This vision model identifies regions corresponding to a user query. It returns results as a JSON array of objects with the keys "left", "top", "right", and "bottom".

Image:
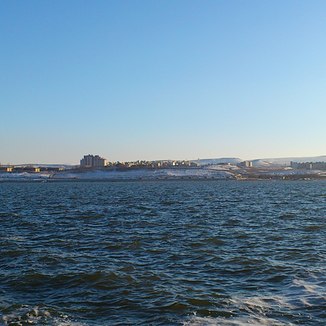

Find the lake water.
[{"left": 0, "top": 180, "right": 325, "bottom": 325}]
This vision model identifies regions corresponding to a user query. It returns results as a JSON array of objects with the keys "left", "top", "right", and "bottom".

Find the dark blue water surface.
[{"left": 0, "top": 180, "right": 325, "bottom": 325}]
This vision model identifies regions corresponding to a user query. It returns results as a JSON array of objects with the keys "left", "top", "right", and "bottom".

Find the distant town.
[{"left": 0, "top": 154, "right": 325, "bottom": 181}]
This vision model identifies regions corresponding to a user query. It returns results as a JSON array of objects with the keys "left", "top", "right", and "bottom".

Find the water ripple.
[{"left": 0, "top": 180, "right": 325, "bottom": 325}]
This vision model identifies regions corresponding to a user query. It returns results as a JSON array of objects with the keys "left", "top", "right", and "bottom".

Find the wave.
[
  {"left": 183, "top": 314, "right": 292, "bottom": 326},
  {"left": 1, "top": 305, "right": 85, "bottom": 326},
  {"left": 183, "top": 276, "right": 325, "bottom": 326}
]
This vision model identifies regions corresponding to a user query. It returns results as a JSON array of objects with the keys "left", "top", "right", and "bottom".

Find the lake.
[{"left": 0, "top": 180, "right": 325, "bottom": 325}]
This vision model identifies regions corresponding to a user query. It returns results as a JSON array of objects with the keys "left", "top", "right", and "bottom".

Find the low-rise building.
[
  {"left": 238, "top": 161, "right": 253, "bottom": 168},
  {"left": 290, "top": 161, "right": 326, "bottom": 170}
]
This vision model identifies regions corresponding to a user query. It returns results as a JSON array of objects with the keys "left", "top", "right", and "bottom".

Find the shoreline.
[
  {"left": 1, "top": 166, "right": 325, "bottom": 183},
  {"left": 0, "top": 176, "right": 325, "bottom": 183}
]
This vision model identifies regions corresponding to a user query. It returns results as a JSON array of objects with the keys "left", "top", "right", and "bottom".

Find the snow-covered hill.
[
  {"left": 0, "top": 168, "right": 235, "bottom": 180},
  {"left": 53, "top": 168, "right": 235, "bottom": 180},
  {"left": 252, "top": 155, "right": 326, "bottom": 167},
  {"left": 192, "top": 158, "right": 242, "bottom": 166}
]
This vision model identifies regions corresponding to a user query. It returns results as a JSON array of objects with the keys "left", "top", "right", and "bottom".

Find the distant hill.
[
  {"left": 5, "top": 155, "right": 325, "bottom": 169},
  {"left": 192, "top": 158, "right": 242, "bottom": 166},
  {"left": 252, "top": 155, "right": 326, "bottom": 167},
  {"left": 13, "top": 164, "right": 76, "bottom": 169},
  {"left": 191, "top": 155, "right": 326, "bottom": 168}
]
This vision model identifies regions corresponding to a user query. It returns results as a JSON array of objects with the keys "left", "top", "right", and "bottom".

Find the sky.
[{"left": 0, "top": 0, "right": 325, "bottom": 164}]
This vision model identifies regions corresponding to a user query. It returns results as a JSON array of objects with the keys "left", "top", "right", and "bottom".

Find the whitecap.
[
  {"left": 183, "top": 314, "right": 292, "bottom": 326},
  {"left": 1, "top": 305, "right": 87, "bottom": 326}
]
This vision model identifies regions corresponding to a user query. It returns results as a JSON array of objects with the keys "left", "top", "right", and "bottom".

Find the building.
[
  {"left": 239, "top": 161, "right": 253, "bottom": 168},
  {"left": 80, "top": 154, "right": 107, "bottom": 168},
  {"left": 290, "top": 161, "right": 326, "bottom": 170}
]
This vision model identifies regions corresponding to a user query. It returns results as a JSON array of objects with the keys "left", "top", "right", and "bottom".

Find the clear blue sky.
[{"left": 1, "top": 0, "right": 325, "bottom": 164}]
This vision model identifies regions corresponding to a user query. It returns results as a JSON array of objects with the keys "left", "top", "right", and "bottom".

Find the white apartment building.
[{"left": 80, "top": 154, "right": 107, "bottom": 168}]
